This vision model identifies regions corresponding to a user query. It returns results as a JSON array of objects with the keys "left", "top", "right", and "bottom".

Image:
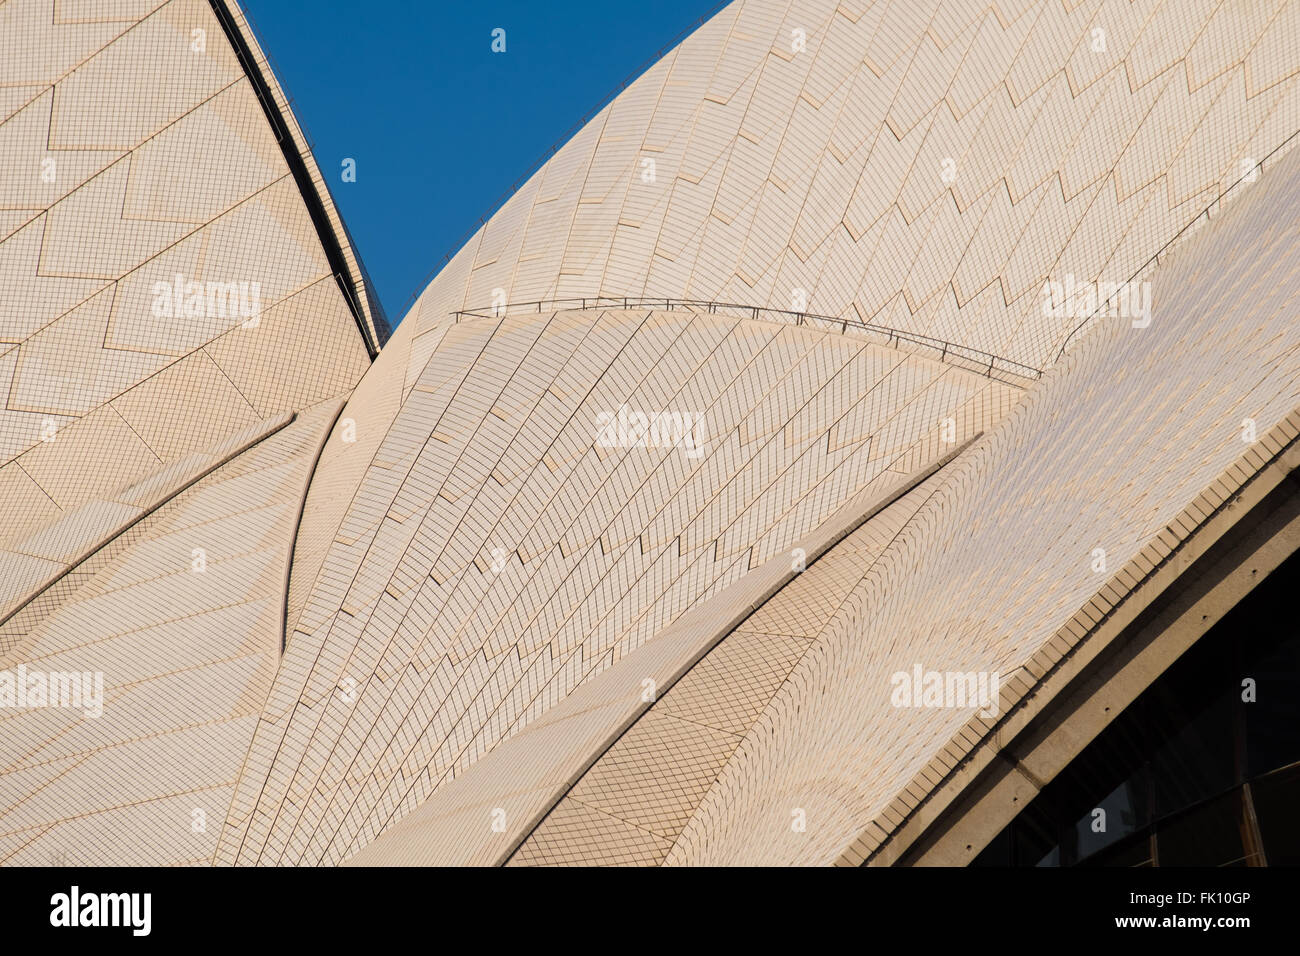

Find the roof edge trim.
[
  {"left": 900, "top": 453, "right": 1300, "bottom": 866},
  {"left": 841, "top": 407, "right": 1300, "bottom": 867},
  {"left": 208, "top": 0, "right": 387, "bottom": 357}
]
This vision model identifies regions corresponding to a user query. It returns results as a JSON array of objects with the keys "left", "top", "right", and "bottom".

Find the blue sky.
[{"left": 241, "top": 0, "right": 722, "bottom": 326}]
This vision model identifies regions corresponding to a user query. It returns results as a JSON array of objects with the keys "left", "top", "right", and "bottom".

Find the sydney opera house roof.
[{"left": 1, "top": 0, "right": 1298, "bottom": 869}]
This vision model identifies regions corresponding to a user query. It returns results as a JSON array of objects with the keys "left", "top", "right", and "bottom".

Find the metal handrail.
[
  {"left": 450, "top": 125, "right": 1299, "bottom": 382},
  {"left": 435, "top": 120, "right": 1298, "bottom": 372},
  {"left": 451, "top": 297, "right": 1044, "bottom": 384}
]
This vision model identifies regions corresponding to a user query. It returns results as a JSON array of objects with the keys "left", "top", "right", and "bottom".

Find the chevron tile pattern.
[
  {"left": 216, "top": 307, "right": 1017, "bottom": 865},
  {"left": 669, "top": 140, "right": 1300, "bottom": 866},
  {"left": 508, "top": 470, "right": 948, "bottom": 866},
  {"left": 0, "top": 0, "right": 374, "bottom": 556},
  {"left": 401, "top": 0, "right": 1300, "bottom": 378},
  {"left": 1, "top": 0, "right": 1297, "bottom": 870}
]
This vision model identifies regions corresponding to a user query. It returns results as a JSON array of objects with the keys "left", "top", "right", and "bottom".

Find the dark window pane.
[
  {"left": 1034, "top": 844, "right": 1061, "bottom": 867},
  {"left": 1147, "top": 645, "right": 1238, "bottom": 817},
  {"left": 1152, "top": 790, "right": 1246, "bottom": 867},
  {"left": 1251, "top": 763, "right": 1300, "bottom": 865},
  {"left": 1073, "top": 772, "right": 1152, "bottom": 862},
  {"left": 1079, "top": 830, "right": 1153, "bottom": 868},
  {"left": 968, "top": 550, "right": 1300, "bottom": 867},
  {"left": 1244, "top": 632, "right": 1300, "bottom": 777},
  {"left": 1012, "top": 803, "right": 1060, "bottom": 867}
]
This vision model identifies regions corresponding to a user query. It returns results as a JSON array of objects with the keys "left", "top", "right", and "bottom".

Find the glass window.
[
  {"left": 1251, "top": 763, "right": 1300, "bottom": 865},
  {"left": 1150, "top": 790, "right": 1248, "bottom": 867}
]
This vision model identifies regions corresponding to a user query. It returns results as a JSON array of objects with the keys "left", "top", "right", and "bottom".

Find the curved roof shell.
[{"left": 0, "top": 0, "right": 384, "bottom": 613}]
